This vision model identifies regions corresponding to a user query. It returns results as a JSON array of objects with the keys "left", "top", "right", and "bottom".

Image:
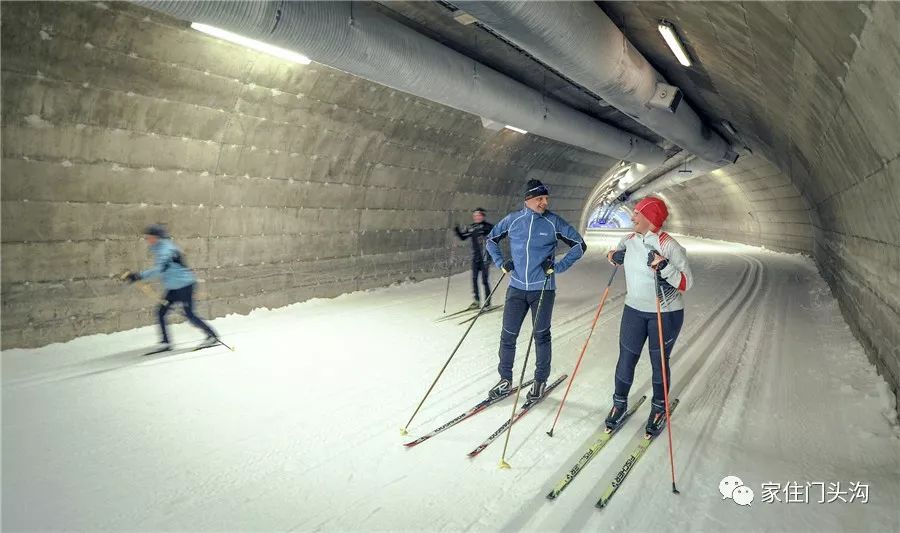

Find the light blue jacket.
[
  {"left": 140, "top": 239, "right": 195, "bottom": 291},
  {"left": 486, "top": 207, "right": 586, "bottom": 291}
]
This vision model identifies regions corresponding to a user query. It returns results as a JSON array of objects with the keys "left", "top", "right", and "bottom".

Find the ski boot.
[
  {"left": 195, "top": 335, "right": 221, "bottom": 350},
  {"left": 487, "top": 377, "right": 512, "bottom": 400},
  {"left": 144, "top": 343, "right": 172, "bottom": 356},
  {"left": 645, "top": 399, "right": 667, "bottom": 436},
  {"left": 604, "top": 394, "right": 629, "bottom": 431},
  {"left": 525, "top": 380, "right": 546, "bottom": 405},
  {"left": 467, "top": 300, "right": 481, "bottom": 311}
]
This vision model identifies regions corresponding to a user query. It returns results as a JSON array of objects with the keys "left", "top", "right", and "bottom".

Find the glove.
[
  {"left": 124, "top": 271, "right": 140, "bottom": 283},
  {"left": 608, "top": 250, "right": 625, "bottom": 266},
  {"left": 647, "top": 251, "right": 669, "bottom": 272},
  {"left": 501, "top": 260, "right": 515, "bottom": 274},
  {"left": 542, "top": 256, "right": 555, "bottom": 275}
]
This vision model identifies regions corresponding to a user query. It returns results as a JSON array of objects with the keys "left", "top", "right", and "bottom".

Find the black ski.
[
  {"left": 457, "top": 304, "right": 503, "bottom": 324},
  {"left": 434, "top": 305, "right": 481, "bottom": 322},
  {"left": 467, "top": 374, "right": 568, "bottom": 458},
  {"left": 404, "top": 378, "right": 535, "bottom": 448}
]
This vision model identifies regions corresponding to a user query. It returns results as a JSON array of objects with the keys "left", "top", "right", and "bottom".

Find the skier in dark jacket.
[
  {"left": 123, "top": 224, "right": 220, "bottom": 354},
  {"left": 454, "top": 208, "right": 494, "bottom": 309}
]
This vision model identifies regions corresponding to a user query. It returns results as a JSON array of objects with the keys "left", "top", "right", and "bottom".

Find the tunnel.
[{"left": 1, "top": 1, "right": 898, "bottom": 531}]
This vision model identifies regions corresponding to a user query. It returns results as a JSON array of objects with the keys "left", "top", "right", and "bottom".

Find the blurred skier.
[
  {"left": 123, "top": 224, "right": 221, "bottom": 354},
  {"left": 604, "top": 196, "right": 693, "bottom": 435},
  {"left": 454, "top": 207, "right": 494, "bottom": 309},
  {"left": 485, "top": 179, "right": 586, "bottom": 403}
]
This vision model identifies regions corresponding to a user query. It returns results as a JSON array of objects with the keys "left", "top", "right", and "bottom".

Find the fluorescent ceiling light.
[
  {"left": 504, "top": 125, "right": 527, "bottom": 134},
  {"left": 191, "top": 23, "right": 311, "bottom": 65},
  {"left": 658, "top": 21, "right": 692, "bottom": 67},
  {"left": 451, "top": 10, "right": 478, "bottom": 26}
]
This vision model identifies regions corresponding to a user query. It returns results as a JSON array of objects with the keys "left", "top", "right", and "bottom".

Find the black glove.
[
  {"left": 542, "top": 256, "right": 555, "bottom": 275},
  {"left": 125, "top": 271, "right": 140, "bottom": 283},
  {"left": 610, "top": 250, "right": 625, "bottom": 265},
  {"left": 647, "top": 251, "right": 669, "bottom": 272},
  {"left": 501, "top": 260, "right": 515, "bottom": 274}
]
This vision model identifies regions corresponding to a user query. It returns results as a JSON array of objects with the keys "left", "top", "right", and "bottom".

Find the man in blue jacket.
[
  {"left": 485, "top": 180, "right": 586, "bottom": 402},
  {"left": 124, "top": 224, "right": 220, "bottom": 353}
]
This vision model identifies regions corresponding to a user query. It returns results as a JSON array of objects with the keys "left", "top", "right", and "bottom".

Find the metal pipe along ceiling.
[
  {"left": 135, "top": 1, "right": 667, "bottom": 166},
  {"left": 460, "top": 1, "right": 738, "bottom": 166}
]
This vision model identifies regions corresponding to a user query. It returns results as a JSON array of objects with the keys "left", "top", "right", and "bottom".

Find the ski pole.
[
  {"left": 498, "top": 274, "right": 551, "bottom": 469},
  {"left": 442, "top": 212, "right": 453, "bottom": 314},
  {"left": 401, "top": 271, "right": 507, "bottom": 435},
  {"left": 654, "top": 273, "right": 679, "bottom": 494},
  {"left": 546, "top": 265, "right": 619, "bottom": 437}
]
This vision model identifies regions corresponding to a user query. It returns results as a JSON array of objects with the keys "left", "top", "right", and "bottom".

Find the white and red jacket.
[{"left": 615, "top": 230, "right": 692, "bottom": 313}]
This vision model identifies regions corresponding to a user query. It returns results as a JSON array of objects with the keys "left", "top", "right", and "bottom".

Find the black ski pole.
[
  {"left": 498, "top": 273, "right": 551, "bottom": 468},
  {"left": 442, "top": 212, "right": 453, "bottom": 314},
  {"left": 402, "top": 272, "right": 508, "bottom": 435}
]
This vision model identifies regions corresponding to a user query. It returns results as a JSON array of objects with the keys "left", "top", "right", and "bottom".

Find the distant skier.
[
  {"left": 123, "top": 224, "right": 221, "bottom": 354},
  {"left": 604, "top": 196, "right": 693, "bottom": 435},
  {"left": 485, "top": 180, "right": 586, "bottom": 403},
  {"left": 454, "top": 208, "right": 494, "bottom": 309}
]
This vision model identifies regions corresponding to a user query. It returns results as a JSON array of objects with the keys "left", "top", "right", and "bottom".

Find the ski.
[
  {"left": 143, "top": 339, "right": 232, "bottom": 357},
  {"left": 546, "top": 395, "right": 647, "bottom": 500},
  {"left": 193, "top": 338, "right": 235, "bottom": 352},
  {"left": 467, "top": 374, "right": 568, "bottom": 458},
  {"left": 457, "top": 305, "right": 504, "bottom": 325},
  {"left": 143, "top": 346, "right": 174, "bottom": 356},
  {"left": 595, "top": 399, "right": 680, "bottom": 509},
  {"left": 404, "top": 378, "right": 535, "bottom": 448},
  {"left": 434, "top": 305, "right": 481, "bottom": 322}
]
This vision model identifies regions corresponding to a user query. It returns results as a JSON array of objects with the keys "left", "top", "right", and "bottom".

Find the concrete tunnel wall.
[
  {"left": 0, "top": 1, "right": 615, "bottom": 348},
  {"left": 609, "top": 1, "right": 899, "bottom": 408},
  {"left": 659, "top": 154, "right": 815, "bottom": 254}
]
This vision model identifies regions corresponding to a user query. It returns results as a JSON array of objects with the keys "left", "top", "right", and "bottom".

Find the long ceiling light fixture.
[
  {"left": 191, "top": 23, "right": 312, "bottom": 65},
  {"left": 657, "top": 20, "right": 692, "bottom": 67}
]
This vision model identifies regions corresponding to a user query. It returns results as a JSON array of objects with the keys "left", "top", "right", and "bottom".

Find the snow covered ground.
[{"left": 3, "top": 231, "right": 899, "bottom": 532}]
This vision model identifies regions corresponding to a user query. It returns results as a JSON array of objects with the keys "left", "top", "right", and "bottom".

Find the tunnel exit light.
[
  {"left": 191, "top": 23, "right": 311, "bottom": 65},
  {"left": 658, "top": 21, "right": 692, "bottom": 67}
]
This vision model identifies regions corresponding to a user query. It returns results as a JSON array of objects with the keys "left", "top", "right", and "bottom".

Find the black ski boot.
[
  {"left": 144, "top": 343, "right": 172, "bottom": 356},
  {"left": 195, "top": 335, "right": 221, "bottom": 350},
  {"left": 525, "top": 380, "right": 546, "bottom": 404},
  {"left": 604, "top": 394, "right": 629, "bottom": 431},
  {"left": 645, "top": 399, "right": 667, "bottom": 436},
  {"left": 488, "top": 378, "right": 512, "bottom": 400}
]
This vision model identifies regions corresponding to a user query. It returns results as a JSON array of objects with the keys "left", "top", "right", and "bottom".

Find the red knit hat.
[{"left": 634, "top": 196, "right": 669, "bottom": 229}]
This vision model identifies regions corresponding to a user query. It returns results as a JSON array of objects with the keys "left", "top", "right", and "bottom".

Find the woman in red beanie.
[{"left": 604, "top": 196, "right": 693, "bottom": 436}]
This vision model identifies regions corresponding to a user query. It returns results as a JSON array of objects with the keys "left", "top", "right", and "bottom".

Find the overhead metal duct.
[
  {"left": 460, "top": 1, "right": 738, "bottom": 166},
  {"left": 135, "top": 1, "right": 666, "bottom": 166},
  {"left": 627, "top": 155, "right": 725, "bottom": 199}
]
